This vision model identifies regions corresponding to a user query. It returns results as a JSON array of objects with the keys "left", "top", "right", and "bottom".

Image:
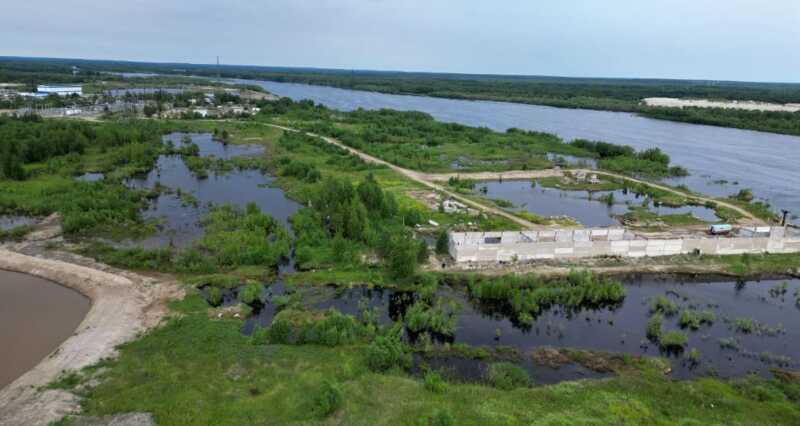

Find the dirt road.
[
  {"left": 0, "top": 244, "right": 182, "bottom": 426},
  {"left": 267, "top": 123, "right": 762, "bottom": 226},
  {"left": 268, "top": 124, "right": 542, "bottom": 229}
]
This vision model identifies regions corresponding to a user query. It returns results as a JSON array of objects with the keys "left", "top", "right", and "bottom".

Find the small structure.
[
  {"left": 442, "top": 199, "right": 470, "bottom": 214},
  {"left": 37, "top": 84, "right": 82, "bottom": 97},
  {"left": 709, "top": 224, "right": 733, "bottom": 235}
]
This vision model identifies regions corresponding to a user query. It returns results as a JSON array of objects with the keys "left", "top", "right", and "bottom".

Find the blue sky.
[{"left": 2, "top": 0, "right": 798, "bottom": 82}]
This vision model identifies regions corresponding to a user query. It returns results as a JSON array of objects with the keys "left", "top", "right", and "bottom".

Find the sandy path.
[{"left": 0, "top": 247, "right": 182, "bottom": 426}]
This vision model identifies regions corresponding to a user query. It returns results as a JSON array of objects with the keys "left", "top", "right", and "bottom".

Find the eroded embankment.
[{"left": 0, "top": 248, "right": 182, "bottom": 426}]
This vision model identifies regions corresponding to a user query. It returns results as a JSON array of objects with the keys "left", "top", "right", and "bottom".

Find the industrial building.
[
  {"left": 448, "top": 226, "right": 800, "bottom": 263},
  {"left": 36, "top": 84, "right": 83, "bottom": 97}
]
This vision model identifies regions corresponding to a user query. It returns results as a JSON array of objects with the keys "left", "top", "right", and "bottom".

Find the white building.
[{"left": 37, "top": 85, "right": 83, "bottom": 97}]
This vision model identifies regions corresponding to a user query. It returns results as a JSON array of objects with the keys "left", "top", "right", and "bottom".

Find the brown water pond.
[{"left": 0, "top": 270, "right": 90, "bottom": 389}]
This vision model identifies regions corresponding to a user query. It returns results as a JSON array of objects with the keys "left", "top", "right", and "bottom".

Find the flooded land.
[
  {"left": 476, "top": 180, "right": 720, "bottom": 227},
  {"left": 88, "top": 132, "right": 301, "bottom": 248},
  {"left": 206, "top": 274, "right": 800, "bottom": 383},
  {"left": 0, "top": 270, "right": 90, "bottom": 389}
]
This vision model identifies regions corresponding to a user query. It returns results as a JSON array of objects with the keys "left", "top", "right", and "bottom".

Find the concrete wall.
[{"left": 449, "top": 227, "right": 800, "bottom": 263}]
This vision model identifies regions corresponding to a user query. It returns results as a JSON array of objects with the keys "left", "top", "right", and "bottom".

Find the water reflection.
[
  {"left": 121, "top": 132, "right": 301, "bottom": 248},
  {"left": 249, "top": 79, "right": 800, "bottom": 225},
  {"left": 223, "top": 276, "right": 800, "bottom": 380},
  {"left": 478, "top": 180, "right": 719, "bottom": 227}
]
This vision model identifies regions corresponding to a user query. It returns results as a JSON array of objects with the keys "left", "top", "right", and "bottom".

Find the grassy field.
[{"left": 52, "top": 293, "right": 800, "bottom": 425}]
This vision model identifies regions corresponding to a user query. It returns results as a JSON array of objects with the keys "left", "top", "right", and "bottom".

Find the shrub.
[
  {"left": 679, "top": 309, "right": 715, "bottom": 330},
  {"left": 205, "top": 287, "right": 223, "bottom": 307},
  {"left": 423, "top": 371, "right": 447, "bottom": 394},
  {"left": 238, "top": 283, "right": 263, "bottom": 306},
  {"left": 735, "top": 318, "right": 755, "bottom": 334},
  {"left": 435, "top": 230, "right": 449, "bottom": 255},
  {"left": 404, "top": 299, "right": 460, "bottom": 336},
  {"left": 417, "top": 239, "right": 430, "bottom": 264},
  {"left": 267, "top": 309, "right": 365, "bottom": 346},
  {"left": 486, "top": 362, "right": 530, "bottom": 390},
  {"left": 646, "top": 313, "right": 663, "bottom": 342},
  {"left": 650, "top": 296, "right": 679, "bottom": 316},
  {"left": 312, "top": 380, "right": 343, "bottom": 418},
  {"left": 659, "top": 331, "right": 688, "bottom": 350},
  {"left": 365, "top": 327, "right": 409, "bottom": 372},
  {"left": 464, "top": 270, "right": 625, "bottom": 318}
]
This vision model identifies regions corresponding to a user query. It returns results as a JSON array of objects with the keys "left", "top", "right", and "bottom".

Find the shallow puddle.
[
  {"left": 0, "top": 216, "right": 37, "bottom": 231},
  {"left": 0, "top": 270, "right": 90, "bottom": 389}
]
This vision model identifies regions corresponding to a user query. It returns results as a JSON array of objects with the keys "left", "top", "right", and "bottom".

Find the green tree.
[
  {"left": 435, "top": 230, "right": 449, "bottom": 255},
  {"left": 417, "top": 239, "right": 429, "bottom": 264}
]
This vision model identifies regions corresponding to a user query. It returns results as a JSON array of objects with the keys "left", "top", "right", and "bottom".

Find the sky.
[{"left": 2, "top": 0, "right": 799, "bottom": 82}]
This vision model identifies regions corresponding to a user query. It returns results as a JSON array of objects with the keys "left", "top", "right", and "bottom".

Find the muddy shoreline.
[{"left": 0, "top": 246, "right": 182, "bottom": 426}]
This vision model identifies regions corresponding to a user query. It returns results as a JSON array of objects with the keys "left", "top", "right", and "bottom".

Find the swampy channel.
[
  {"left": 476, "top": 180, "right": 720, "bottom": 227},
  {"left": 0, "top": 270, "right": 90, "bottom": 388},
  {"left": 205, "top": 274, "right": 800, "bottom": 384}
]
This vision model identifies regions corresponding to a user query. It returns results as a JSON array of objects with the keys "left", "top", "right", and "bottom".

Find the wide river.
[{"left": 246, "top": 80, "right": 800, "bottom": 223}]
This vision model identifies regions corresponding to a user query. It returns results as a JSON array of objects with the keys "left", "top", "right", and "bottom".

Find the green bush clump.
[
  {"left": 205, "top": 287, "right": 223, "bottom": 307},
  {"left": 238, "top": 283, "right": 263, "bottom": 306},
  {"left": 267, "top": 309, "right": 365, "bottom": 346},
  {"left": 404, "top": 298, "right": 460, "bottom": 336},
  {"left": 650, "top": 296, "right": 679, "bottom": 316},
  {"left": 365, "top": 327, "right": 410, "bottom": 372},
  {"left": 464, "top": 270, "right": 625, "bottom": 318},
  {"left": 678, "top": 310, "right": 715, "bottom": 330},
  {"left": 735, "top": 318, "right": 755, "bottom": 334},
  {"left": 486, "top": 362, "right": 531, "bottom": 390},
  {"left": 423, "top": 371, "right": 447, "bottom": 394},
  {"left": 435, "top": 230, "right": 449, "bottom": 255},
  {"left": 659, "top": 331, "right": 688, "bottom": 350},
  {"left": 311, "top": 380, "right": 343, "bottom": 418},
  {"left": 199, "top": 203, "right": 291, "bottom": 268},
  {"left": 646, "top": 313, "right": 664, "bottom": 341},
  {"left": 281, "top": 159, "right": 321, "bottom": 183}
]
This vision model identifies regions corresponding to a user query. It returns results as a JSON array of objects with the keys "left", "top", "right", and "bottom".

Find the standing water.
[
  {"left": 0, "top": 271, "right": 90, "bottom": 389},
  {"left": 247, "top": 80, "right": 800, "bottom": 223},
  {"left": 120, "top": 132, "right": 302, "bottom": 248}
]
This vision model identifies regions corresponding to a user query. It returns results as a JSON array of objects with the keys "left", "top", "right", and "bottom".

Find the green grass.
[{"left": 57, "top": 293, "right": 800, "bottom": 425}]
